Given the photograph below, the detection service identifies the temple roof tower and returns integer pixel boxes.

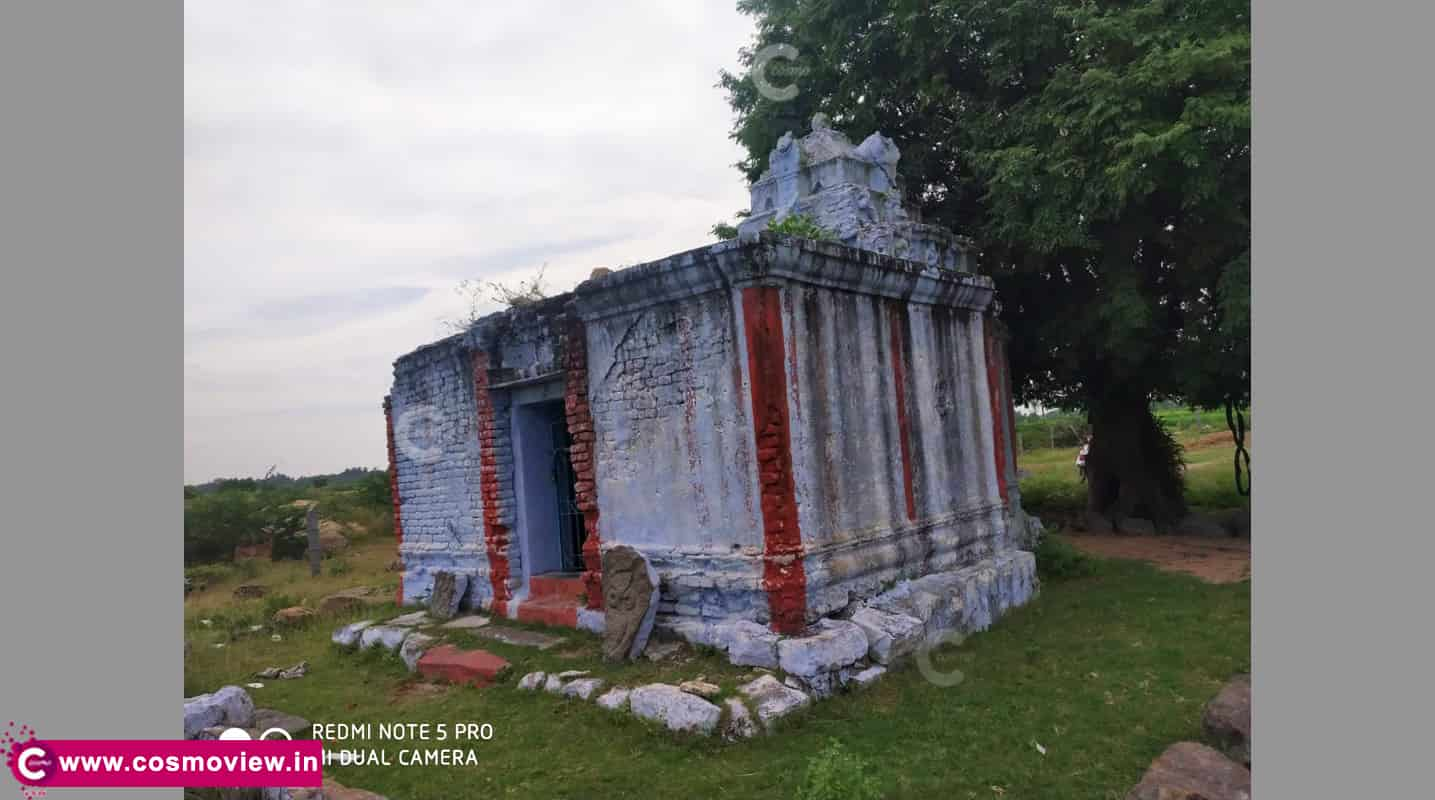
[736,114,975,271]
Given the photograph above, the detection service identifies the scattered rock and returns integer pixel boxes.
[253,708,311,739]
[777,619,869,678]
[849,606,924,665]
[1125,741,1251,800]
[737,675,811,731]
[439,615,491,631]
[331,620,374,648]
[399,633,437,672]
[1176,513,1230,538]
[544,674,565,694]
[414,645,510,687]
[643,641,683,662]
[386,611,431,628]
[272,607,314,626]
[1118,517,1156,536]
[556,670,590,679]
[717,619,781,669]
[561,678,606,700]
[428,571,468,620]
[279,661,309,680]
[601,545,660,661]
[318,520,350,554]
[386,558,404,572]
[517,672,546,691]
[722,697,760,740]
[846,664,886,689]
[358,625,409,652]
[232,584,267,600]
[184,686,255,739]
[1202,673,1252,766]
[679,680,721,699]
[319,587,386,616]
[595,687,631,711]
[629,684,723,735]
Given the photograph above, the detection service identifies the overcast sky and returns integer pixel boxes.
[185,2,756,484]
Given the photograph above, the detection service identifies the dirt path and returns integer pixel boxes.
[1067,534,1251,584]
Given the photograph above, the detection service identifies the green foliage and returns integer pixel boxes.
[355,470,392,509]
[710,222,740,240]
[766,213,836,241]
[328,557,352,577]
[1034,535,1095,580]
[184,492,305,565]
[796,739,882,800]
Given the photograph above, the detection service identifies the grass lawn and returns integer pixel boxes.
[1018,433,1252,517]
[185,538,1249,799]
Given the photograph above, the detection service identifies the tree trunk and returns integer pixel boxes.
[1085,391,1186,529]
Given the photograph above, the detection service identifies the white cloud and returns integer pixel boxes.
[185,1,756,482]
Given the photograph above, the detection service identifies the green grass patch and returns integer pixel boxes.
[185,551,1248,798]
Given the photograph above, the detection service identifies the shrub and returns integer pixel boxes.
[328,558,352,577]
[767,214,837,241]
[796,739,882,800]
[1034,535,1095,580]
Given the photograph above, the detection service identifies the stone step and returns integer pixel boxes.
[468,624,565,650]
[414,645,511,687]
[516,595,580,628]
[527,572,586,601]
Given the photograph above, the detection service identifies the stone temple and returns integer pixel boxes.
[384,116,1037,651]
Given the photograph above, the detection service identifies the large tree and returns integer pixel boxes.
[721,0,1250,526]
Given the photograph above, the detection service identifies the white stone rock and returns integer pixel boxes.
[576,607,605,635]
[439,615,491,631]
[847,664,887,689]
[849,606,924,665]
[629,684,722,735]
[358,625,410,652]
[561,678,606,700]
[737,675,810,731]
[399,633,437,672]
[722,697,761,740]
[717,619,781,669]
[776,619,868,677]
[386,611,431,628]
[595,687,631,711]
[330,620,374,648]
[543,674,565,694]
[556,670,591,679]
[517,671,546,691]
[679,680,722,699]
[183,686,255,739]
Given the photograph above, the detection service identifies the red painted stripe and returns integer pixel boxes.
[473,351,512,616]
[564,319,603,611]
[741,286,807,635]
[982,318,1010,505]
[888,302,918,521]
[383,397,406,605]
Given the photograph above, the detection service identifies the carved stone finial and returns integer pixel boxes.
[811,112,831,132]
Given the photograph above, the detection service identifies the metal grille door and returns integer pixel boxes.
[550,417,586,573]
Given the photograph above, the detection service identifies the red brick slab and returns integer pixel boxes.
[415,645,511,687]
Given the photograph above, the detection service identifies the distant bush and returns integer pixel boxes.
[356,470,392,509]
[1035,535,1095,580]
[796,739,882,800]
[184,493,305,565]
